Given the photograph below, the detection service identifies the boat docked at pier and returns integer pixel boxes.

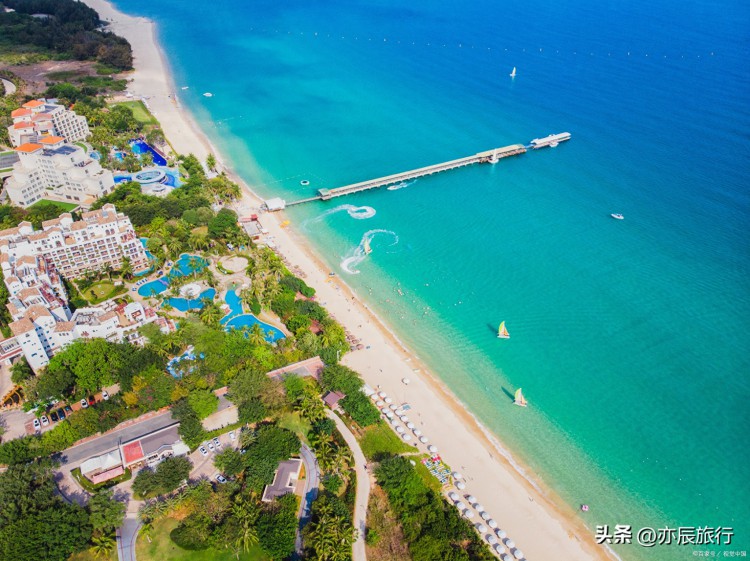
[529,132,571,149]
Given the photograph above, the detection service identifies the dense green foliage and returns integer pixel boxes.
[132,456,192,499]
[375,456,495,561]
[256,493,298,560]
[87,489,126,534]
[320,364,381,427]
[0,0,132,69]
[243,425,300,492]
[0,462,92,561]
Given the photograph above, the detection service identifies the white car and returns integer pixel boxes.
[41,415,49,426]
[229,430,236,441]
[207,441,215,452]
[199,446,208,457]
[213,437,221,449]
[80,399,88,409]
[215,474,227,484]
[33,418,41,431]
[101,390,109,401]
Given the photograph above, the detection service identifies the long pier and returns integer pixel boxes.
[275,133,569,209]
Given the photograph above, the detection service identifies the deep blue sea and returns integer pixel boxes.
[113,0,750,558]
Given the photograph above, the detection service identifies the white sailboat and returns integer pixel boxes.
[497,321,510,339]
[514,388,527,407]
[509,66,517,78]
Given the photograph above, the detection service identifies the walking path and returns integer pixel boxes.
[117,516,141,561]
[0,78,15,96]
[327,411,370,561]
[294,443,320,557]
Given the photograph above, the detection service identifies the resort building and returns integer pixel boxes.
[4,137,114,208]
[7,99,90,148]
[0,204,150,278]
[261,458,303,502]
[0,205,158,371]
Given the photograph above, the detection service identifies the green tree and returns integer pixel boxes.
[90,534,116,558]
[10,357,34,385]
[88,489,125,534]
[187,389,219,420]
[214,448,245,478]
[206,154,216,172]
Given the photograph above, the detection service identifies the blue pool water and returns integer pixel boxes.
[131,139,168,166]
[220,289,285,342]
[166,347,205,377]
[114,166,182,187]
[165,288,217,312]
[137,253,209,296]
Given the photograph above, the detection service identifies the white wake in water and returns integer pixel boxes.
[386,179,417,191]
[307,204,376,226]
[341,229,399,274]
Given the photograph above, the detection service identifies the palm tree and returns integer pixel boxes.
[166,237,183,260]
[200,301,221,326]
[103,262,114,281]
[239,288,254,311]
[230,498,259,554]
[239,429,257,449]
[140,521,154,544]
[206,153,217,172]
[90,534,116,558]
[188,256,201,277]
[248,324,266,346]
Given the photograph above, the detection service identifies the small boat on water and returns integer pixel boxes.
[509,66,517,78]
[203,92,213,97]
[514,388,528,407]
[300,179,310,186]
[497,321,510,339]
[611,213,624,220]
[181,86,189,90]
[363,238,372,255]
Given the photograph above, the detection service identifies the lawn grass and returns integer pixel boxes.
[136,517,268,561]
[278,411,311,442]
[114,100,158,126]
[69,546,118,561]
[359,421,414,461]
[413,457,444,493]
[30,199,78,212]
[80,281,126,305]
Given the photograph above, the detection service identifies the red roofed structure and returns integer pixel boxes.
[122,441,145,466]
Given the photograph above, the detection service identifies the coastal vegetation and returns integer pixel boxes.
[0,0,132,69]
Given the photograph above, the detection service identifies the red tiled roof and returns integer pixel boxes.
[11,108,31,118]
[23,100,45,109]
[122,441,144,465]
[15,143,43,153]
[13,122,34,129]
[39,136,64,144]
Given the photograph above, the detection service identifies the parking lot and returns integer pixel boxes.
[16,386,118,436]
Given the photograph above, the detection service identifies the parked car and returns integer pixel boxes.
[207,441,215,452]
[80,399,88,409]
[50,411,59,422]
[215,474,227,484]
[213,437,221,449]
[102,390,109,401]
[87,395,96,406]
[199,446,208,457]
[229,430,236,441]
[57,408,66,421]
[33,418,40,431]
[40,415,49,427]
[64,405,73,415]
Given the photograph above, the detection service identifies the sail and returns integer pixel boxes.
[498,321,510,338]
[514,388,527,406]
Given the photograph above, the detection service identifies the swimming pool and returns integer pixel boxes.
[137,254,208,296]
[114,167,182,187]
[165,288,216,312]
[166,346,206,378]
[220,289,285,342]
[131,139,167,166]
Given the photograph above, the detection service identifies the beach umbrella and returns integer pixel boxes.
[402,377,410,384]
[494,543,506,554]
[390,417,399,425]
[402,434,412,441]
[385,411,394,418]
[463,509,475,518]
[427,445,438,453]
[504,539,515,549]
[395,426,405,434]
[378,391,387,398]
[419,436,429,443]
[455,501,466,510]
[467,495,477,504]
[448,492,459,501]
[452,471,463,480]
[487,535,498,545]
[497,530,507,539]
[413,429,422,436]
[488,519,498,529]
[381,406,389,413]
[455,481,466,490]
[513,549,524,559]
[474,504,485,513]
[502,555,512,561]
[370,393,379,401]
[406,422,416,429]
[399,415,409,422]
[476,523,487,533]
[376,400,384,407]
[389,404,398,410]
[384,397,393,404]
[480,511,491,521]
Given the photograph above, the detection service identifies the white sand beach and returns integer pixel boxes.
[82,1,610,559]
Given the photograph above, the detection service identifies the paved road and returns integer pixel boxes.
[61,411,176,467]
[295,443,320,557]
[117,516,140,561]
[327,411,370,561]
[0,78,15,96]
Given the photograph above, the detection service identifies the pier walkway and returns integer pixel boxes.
[277,133,568,209]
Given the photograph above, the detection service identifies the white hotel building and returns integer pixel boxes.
[5,137,115,208]
[7,99,90,148]
[0,205,160,371]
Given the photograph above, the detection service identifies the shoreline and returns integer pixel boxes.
[81,1,612,559]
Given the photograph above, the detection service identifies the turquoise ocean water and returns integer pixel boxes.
[113,0,749,558]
